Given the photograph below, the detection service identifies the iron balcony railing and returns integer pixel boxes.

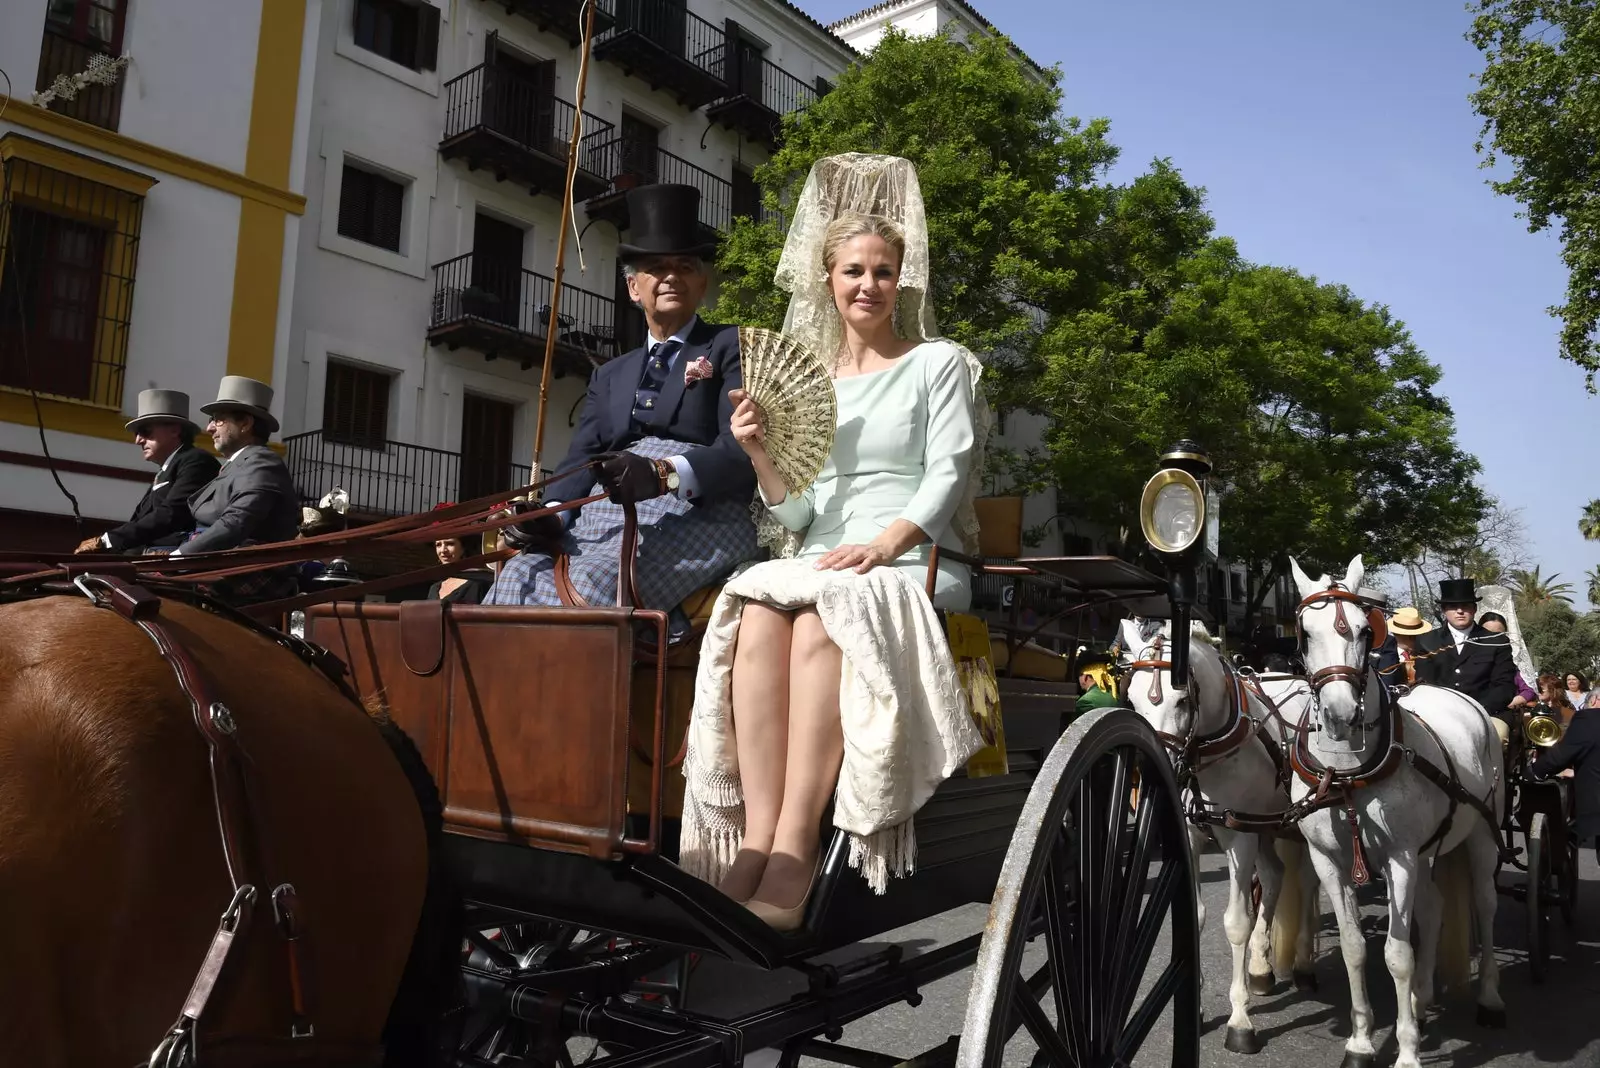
[429,252,619,364]
[285,430,540,519]
[709,52,819,119]
[596,0,727,80]
[35,30,123,130]
[583,137,732,232]
[442,62,614,162]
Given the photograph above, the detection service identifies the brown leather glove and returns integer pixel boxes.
[593,451,667,505]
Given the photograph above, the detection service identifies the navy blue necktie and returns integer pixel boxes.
[633,339,678,429]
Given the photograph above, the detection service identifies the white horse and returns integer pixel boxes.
[1277,555,1504,1068]
[1117,617,1320,1054]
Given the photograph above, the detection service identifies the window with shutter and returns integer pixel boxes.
[352,0,438,71]
[322,362,393,448]
[337,165,406,252]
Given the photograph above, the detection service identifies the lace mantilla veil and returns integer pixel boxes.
[753,153,995,560]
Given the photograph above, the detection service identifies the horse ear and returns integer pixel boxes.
[1289,557,1317,598]
[1346,554,1365,593]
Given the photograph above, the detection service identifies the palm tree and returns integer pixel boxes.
[1508,565,1575,607]
[1581,499,1600,542]
[1588,566,1600,609]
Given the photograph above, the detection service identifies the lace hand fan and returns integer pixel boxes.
[737,326,836,497]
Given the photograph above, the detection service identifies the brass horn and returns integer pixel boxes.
[1524,713,1565,748]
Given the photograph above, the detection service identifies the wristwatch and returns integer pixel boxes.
[654,458,680,493]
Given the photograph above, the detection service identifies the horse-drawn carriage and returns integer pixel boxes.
[299,487,1204,1068]
[1498,700,1579,982]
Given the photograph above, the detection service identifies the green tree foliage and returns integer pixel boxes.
[1508,564,1576,608]
[1468,1,1600,386]
[1521,598,1600,678]
[713,29,1482,611]
[1585,565,1600,606]
[1580,498,1600,541]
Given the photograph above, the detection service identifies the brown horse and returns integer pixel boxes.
[0,591,457,1067]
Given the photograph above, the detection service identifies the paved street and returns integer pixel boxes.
[685,845,1600,1067]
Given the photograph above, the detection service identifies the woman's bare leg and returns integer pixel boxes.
[722,601,795,901]
[754,607,844,909]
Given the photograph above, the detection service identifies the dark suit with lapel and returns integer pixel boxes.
[1530,706,1600,840]
[544,319,754,507]
[1415,624,1517,714]
[181,444,301,555]
[104,444,220,551]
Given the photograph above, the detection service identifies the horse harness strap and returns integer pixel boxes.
[72,576,315,1066]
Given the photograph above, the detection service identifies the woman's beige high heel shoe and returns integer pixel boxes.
[746,865,821,932]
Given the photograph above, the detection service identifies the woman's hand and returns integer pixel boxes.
[814,542,896,575]
[728,389,768,460]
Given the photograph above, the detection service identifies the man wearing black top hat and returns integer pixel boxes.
[488,184,758,609]
[1414,577,1517,716]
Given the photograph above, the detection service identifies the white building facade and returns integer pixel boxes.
[0,0,315,548]
[283,0,855,520]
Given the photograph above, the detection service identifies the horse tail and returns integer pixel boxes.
[1271,836,1304,978]
[371,711,463,1067]
[1434,846,1474,998]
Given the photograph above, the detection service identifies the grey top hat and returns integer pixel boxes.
[199,375,280,436]
[126,388,198,432]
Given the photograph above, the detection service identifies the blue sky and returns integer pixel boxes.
[806,0,1596,607]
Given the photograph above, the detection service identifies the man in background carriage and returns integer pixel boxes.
[1414,577,1517,717]
[487,184,758,612]
[73,389,220,555]
[166,375,302,605]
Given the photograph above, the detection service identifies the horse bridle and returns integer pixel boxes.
[1294,584,1387,701]
[1126,633,1255,782]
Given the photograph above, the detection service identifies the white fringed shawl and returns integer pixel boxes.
[679,559,984,893]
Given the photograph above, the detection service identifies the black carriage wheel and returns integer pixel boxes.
[1561,834,1579,926]
[1526,813,1551,983]
[958,708,1201,1068]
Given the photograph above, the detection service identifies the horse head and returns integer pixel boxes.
[1117,616,1230,751]
[1289,554,1381,742]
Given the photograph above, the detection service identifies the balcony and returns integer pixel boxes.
[582,138,732,238]
[35,30,123,130]
[706,55,822,147]
[498,0,614,46]
[439,63,613,201]
[427,252,618,375]
[285,430,538,519]
[593,0,728,110]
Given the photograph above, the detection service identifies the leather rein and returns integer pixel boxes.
[44,574,368,1067]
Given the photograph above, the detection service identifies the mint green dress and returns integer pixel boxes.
[760,340,977,610]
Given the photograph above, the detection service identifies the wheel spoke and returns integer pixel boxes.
[1101,752,1158,1038]
[1116,955,1188,1063]
[1041,840,1085,1061]
[1109,840,1184,1030]
[1012,979,1077,1067]
[1074,770,1104,1058]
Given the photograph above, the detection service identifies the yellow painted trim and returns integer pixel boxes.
[0,391,130,441]
[224,0,308,384]
[0,96,305,215]
[0,133,157,196]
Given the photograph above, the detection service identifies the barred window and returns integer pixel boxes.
[0,136,151,408]
[337,164,405,252]
[322,361,392,448]
[38,0,127,129]
[353,0,439,71]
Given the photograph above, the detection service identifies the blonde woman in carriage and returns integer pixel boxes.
[679,154,991,929]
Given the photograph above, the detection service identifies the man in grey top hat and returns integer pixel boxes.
[163,376,302,606]
[74,389,221,555]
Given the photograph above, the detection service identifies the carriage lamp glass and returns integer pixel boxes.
[1139,469,1205,555]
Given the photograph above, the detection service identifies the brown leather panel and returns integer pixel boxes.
[306,602,637,857]
[399,599,445,676]
[975,496,1024,558]
[628,662,694,818]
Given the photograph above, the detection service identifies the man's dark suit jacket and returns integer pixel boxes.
[1414,623,1517,714]
[1530,706,1600,840]
[105,444,220,551]
[181,444,301,554]
[545,319,754,508]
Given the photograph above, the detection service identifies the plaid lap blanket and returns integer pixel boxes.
[486,437,760,611]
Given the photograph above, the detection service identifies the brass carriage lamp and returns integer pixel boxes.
[1139,441,1213,686]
